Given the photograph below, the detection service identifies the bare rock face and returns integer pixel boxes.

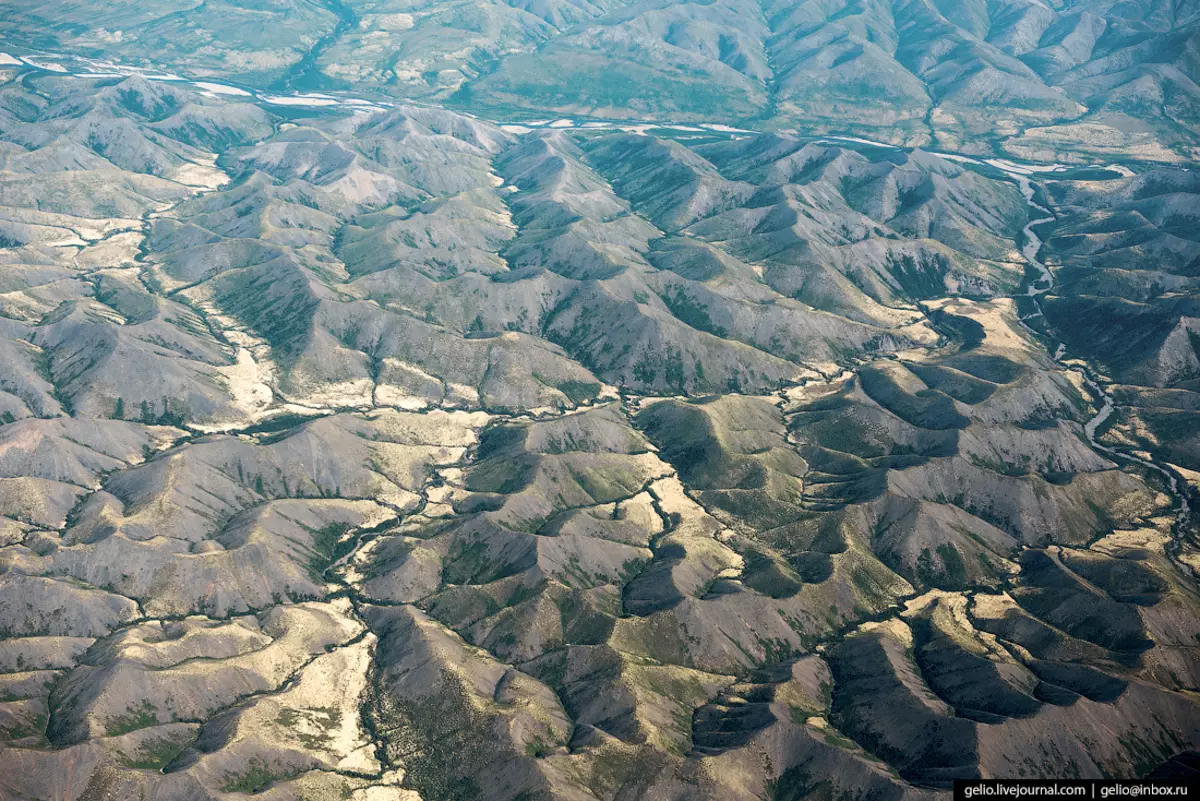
[0,35,1196,801]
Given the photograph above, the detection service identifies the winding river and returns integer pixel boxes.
[1014,174,1194,543]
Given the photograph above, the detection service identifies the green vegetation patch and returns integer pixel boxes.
[105,700,159,737]
[307,521,355,579]
[221,756,302,794]
[123,732,193,770]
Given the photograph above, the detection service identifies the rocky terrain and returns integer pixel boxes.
[0,11,1198,800]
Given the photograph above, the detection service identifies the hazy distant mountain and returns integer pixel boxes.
[5,0,1199,162]
[0,3,1198,800]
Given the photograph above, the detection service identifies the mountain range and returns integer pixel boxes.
[0,3,1198,800]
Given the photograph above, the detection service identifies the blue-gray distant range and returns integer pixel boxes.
[0,1,1198,799]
